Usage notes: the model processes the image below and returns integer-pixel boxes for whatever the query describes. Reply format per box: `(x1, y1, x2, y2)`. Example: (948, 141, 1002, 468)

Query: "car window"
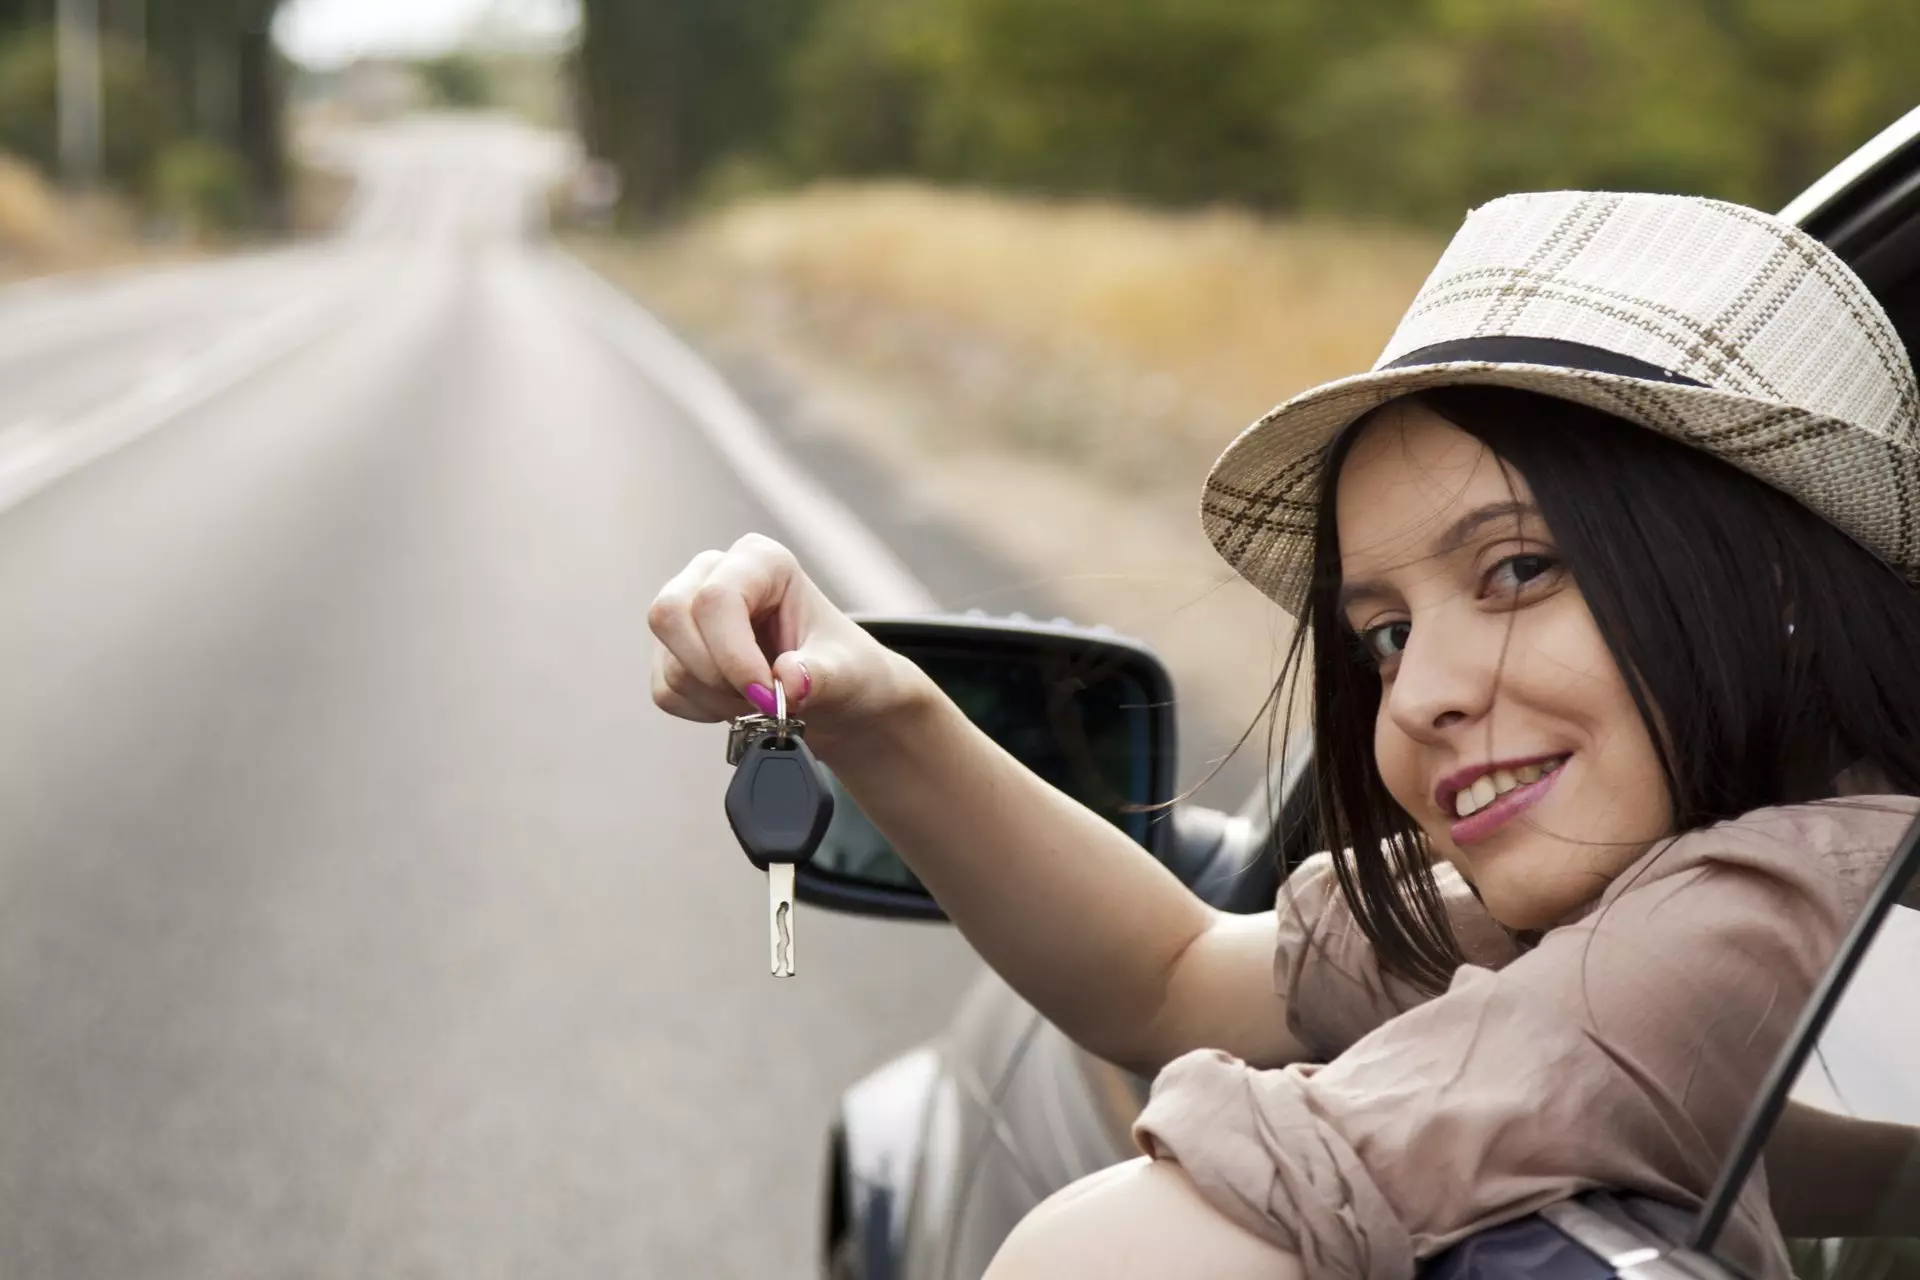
(1699, 829, 1920, 1279)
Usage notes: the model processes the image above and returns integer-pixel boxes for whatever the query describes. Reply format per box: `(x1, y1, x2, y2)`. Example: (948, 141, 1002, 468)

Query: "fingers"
(652, 648, 743, 722)
(648, 549, 729, 692)
(770, 650, 813, 710)
(689, 535, 797, 696)
(648, 536, 809, 722)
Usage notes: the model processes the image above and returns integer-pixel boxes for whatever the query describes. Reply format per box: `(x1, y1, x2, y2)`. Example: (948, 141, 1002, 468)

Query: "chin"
(1459, 856, 1584, 934)
(1478, 893, 1564, 934)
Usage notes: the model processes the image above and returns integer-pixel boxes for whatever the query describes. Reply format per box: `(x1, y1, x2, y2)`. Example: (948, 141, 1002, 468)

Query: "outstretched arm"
(648, 534, 1309, 1074)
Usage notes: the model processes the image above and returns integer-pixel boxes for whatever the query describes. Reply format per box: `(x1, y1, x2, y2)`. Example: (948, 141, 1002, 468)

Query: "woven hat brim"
(1203, 360, 1920, 614)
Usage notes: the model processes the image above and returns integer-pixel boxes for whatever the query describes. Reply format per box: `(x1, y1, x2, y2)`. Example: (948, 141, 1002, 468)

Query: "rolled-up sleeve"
(1135, 801, 1914, 1280)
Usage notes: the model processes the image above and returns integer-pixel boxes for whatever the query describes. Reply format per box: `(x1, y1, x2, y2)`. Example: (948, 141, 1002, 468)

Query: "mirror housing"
(795, 615, 1178, 921)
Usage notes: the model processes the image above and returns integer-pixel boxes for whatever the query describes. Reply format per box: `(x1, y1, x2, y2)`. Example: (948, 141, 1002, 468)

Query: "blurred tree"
(137, 0, 287, 225)
(575, 0, 820, 221)
(917, 0, 1372, 206)
(0, 0, 293, 229)
(0, 23, 179, 195)
(779, 0, 942, 178)
(570, 0, 1920, 223)
(418, 51, 493, 109)
(1288, 0, 1766, 222)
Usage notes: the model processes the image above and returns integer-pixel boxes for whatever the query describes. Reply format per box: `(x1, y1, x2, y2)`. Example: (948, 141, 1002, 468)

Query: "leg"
(984, 1157, 1305, 1280)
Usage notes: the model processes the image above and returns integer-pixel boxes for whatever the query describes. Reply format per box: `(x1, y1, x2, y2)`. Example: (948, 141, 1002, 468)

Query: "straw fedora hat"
(1203, 190, 1920, 612)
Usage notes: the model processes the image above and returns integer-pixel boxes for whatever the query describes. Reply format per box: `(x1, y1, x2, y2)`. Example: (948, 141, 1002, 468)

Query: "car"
(797, 104, 1920, 1280)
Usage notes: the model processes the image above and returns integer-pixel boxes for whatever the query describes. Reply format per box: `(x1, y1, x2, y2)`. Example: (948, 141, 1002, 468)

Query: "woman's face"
(1335, 400, 1672, 930)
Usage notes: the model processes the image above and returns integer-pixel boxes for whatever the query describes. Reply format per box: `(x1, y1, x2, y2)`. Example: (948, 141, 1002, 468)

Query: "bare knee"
(984, 1157, 1303, 1280)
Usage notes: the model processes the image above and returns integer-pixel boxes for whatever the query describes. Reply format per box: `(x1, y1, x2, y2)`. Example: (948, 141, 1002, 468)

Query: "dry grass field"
(578, 183, 1442, 749)
(0, 153, 214, 285)
(694, 184, 1438, 434)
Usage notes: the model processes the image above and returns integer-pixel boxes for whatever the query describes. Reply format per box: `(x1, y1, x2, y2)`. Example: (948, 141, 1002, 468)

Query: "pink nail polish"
(794, 662, 812, 704)
(745, 683, 777, 717)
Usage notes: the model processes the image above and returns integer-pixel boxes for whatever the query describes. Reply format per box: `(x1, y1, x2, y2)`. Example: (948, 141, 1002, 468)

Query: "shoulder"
(1592, 795, 1919, 922)
(1526, 797, 1920, 1028)
(1281, 851, 1514, 969)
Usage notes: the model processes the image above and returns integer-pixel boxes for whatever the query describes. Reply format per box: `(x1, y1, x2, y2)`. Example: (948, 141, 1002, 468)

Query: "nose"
(1383, 608, 1497, 742)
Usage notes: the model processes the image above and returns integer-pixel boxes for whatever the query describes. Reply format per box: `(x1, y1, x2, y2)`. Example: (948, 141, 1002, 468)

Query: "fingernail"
(745, 683, 777, 717)
(794, 661, 812, 704)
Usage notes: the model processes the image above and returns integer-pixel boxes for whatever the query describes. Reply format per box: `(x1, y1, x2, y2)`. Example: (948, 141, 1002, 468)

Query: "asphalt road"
(0, 118, 979, 1279)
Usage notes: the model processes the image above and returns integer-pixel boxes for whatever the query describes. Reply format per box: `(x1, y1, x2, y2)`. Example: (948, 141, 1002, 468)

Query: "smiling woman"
(1323, 394, 1676, 937)
(1290, 382, 1920, 958)
(1118, 194, 1920, 1280)
(648, 189, 1920, 1280)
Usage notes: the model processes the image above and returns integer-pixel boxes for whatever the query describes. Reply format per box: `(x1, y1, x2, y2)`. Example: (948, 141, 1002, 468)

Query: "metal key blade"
(769, 862, 797, 978)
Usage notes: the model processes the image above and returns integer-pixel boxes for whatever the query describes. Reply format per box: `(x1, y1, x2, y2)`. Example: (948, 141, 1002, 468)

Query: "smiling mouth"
(1443, 756, 1574, 844)
(1445, 755, 1568, 818)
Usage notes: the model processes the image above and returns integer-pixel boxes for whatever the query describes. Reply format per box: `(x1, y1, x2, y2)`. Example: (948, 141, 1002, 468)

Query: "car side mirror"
(795, 615, 1178, 921)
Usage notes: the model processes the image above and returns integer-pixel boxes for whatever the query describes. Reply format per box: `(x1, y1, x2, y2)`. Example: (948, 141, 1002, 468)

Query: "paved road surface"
(0, 118, 979, 1278)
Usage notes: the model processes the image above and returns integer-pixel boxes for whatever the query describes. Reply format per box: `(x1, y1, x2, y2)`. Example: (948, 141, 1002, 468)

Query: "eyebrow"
(1335, 500, 1542, 612)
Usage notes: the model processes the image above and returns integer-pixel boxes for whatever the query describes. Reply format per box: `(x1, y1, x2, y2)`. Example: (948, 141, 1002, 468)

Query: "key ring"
(724, 678, 803, 764)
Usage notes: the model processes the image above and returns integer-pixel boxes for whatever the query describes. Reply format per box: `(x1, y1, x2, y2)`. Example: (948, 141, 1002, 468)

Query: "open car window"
(1693, 816, 1920, 1279)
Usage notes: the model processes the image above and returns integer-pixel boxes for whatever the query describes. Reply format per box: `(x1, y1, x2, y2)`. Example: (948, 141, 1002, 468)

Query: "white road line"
(548, 249, 938, 616)
(0, 418, 54, 472)
(0, 282, 357, 516)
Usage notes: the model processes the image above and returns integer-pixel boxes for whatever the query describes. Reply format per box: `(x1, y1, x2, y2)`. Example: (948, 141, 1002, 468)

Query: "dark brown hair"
(1278, 386, 1920, 991)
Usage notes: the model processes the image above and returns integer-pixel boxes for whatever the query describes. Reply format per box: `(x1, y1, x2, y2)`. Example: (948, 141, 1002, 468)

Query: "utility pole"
(125, 0, 146, 64)
(57, 0, 105, 189)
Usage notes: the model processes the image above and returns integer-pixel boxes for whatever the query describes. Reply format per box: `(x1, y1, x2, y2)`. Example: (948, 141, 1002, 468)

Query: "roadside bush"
(152, 139, 254, 238)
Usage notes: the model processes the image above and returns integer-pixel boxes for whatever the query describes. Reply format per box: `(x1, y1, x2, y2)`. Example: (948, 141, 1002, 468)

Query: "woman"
(648, 191, 1920, 1278)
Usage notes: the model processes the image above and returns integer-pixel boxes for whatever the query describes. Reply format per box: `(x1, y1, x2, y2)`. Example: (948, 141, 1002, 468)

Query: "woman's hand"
(651, 540, 1292, 1076)
(647, 533, 931, 754)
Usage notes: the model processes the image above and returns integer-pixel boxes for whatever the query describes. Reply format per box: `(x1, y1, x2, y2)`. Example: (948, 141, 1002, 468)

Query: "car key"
(724, 680, 834, 977)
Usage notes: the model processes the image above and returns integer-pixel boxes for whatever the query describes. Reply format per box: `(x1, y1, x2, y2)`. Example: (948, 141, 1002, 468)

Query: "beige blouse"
(1132, 798, 1917, 1280)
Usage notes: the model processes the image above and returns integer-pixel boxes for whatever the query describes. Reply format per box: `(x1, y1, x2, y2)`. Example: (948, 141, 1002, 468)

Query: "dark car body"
(819, 105, 1920, 1280)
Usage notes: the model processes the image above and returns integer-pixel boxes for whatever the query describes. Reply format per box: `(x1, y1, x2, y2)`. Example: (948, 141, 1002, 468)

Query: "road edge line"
(547, 248, 939, 616)
(0, 275, 358, 517)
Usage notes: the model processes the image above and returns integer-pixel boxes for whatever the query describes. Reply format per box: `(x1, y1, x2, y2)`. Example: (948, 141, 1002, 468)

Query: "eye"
(1358, 619, 1411, 665)
(1483, 552, 1561, 597)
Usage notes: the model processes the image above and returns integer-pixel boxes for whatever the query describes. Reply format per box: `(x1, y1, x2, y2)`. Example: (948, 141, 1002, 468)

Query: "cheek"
(1514, 601, 1672, 831)
(1373, 709, 1425, 816)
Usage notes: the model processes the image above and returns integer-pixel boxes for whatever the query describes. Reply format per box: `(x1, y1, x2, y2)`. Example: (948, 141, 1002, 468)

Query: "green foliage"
(913, 0, 1309, 203)
(575, 0, 823, 221)
(0, 1, 294, 228)
(151, 136, 253, 235)
(0, 24, 182, 195)
(778, 0, 941, 178)
(1288, 0, 1770, 219)
(574, 0, 1920, 225)
(417, 51, 492, 109)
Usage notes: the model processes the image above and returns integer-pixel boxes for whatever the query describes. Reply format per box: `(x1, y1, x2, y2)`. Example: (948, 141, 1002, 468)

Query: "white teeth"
(1452, 758, 1569, 819)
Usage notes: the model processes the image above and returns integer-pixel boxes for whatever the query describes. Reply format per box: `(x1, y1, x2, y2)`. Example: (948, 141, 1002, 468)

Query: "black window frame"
(1689, 811, 1920, 1259)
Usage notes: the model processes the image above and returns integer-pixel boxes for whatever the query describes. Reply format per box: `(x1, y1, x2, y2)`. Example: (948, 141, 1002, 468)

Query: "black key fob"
(725, 732, 834, 871)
